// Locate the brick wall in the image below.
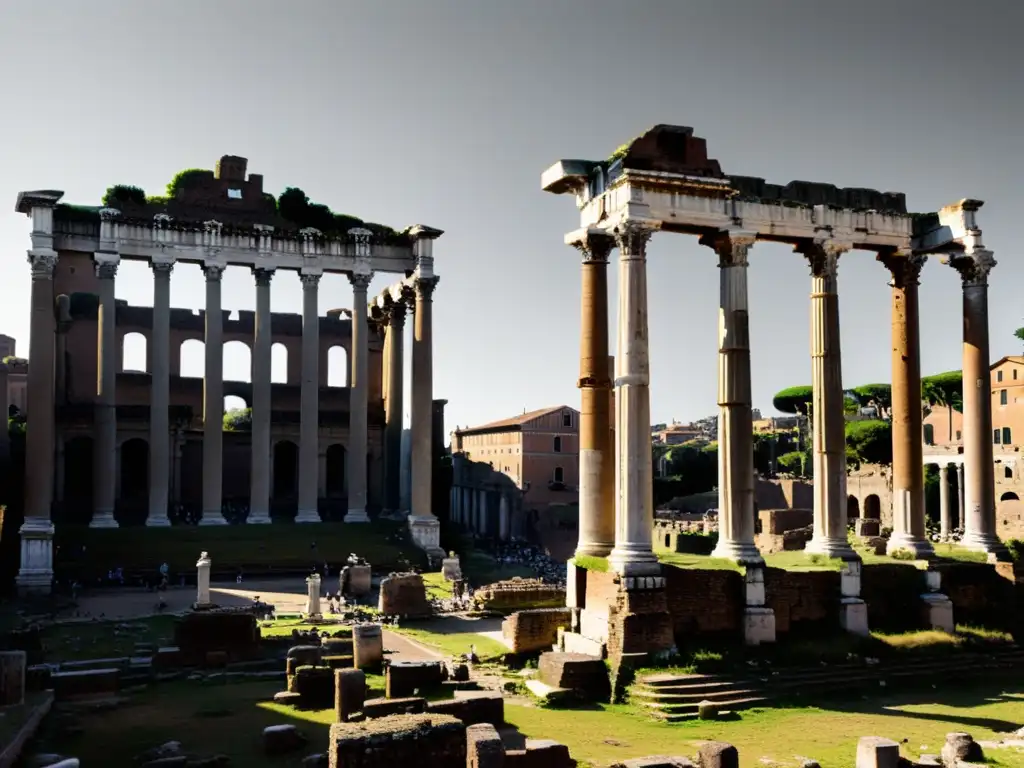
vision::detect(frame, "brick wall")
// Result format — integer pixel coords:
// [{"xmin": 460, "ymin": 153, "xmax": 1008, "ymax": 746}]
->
[
  {"xmin": 662, "ymin": 565, "xmax": 743, "ymax": 643},
  {"xmin": 474, "ymin": 578, "xmax": 566, "ymax": 612},
  {"xmin": 764, "ymin": 568, "xmax": 839, "ymax": 635},
  {"xmin": 607, "ymin": 586, "xmax": 674, "ymax": 661},
  {"xmin": 502, "ymin": 609, "xmax": 573, "ymax": 653},
  {"xmin": 940, "ymin": 562, "xmax": 1020, "ymax": 631},
  {"xmin": 584, "ymin": 570, "xmax": 620, "ymax": 614},
  {"xmin": 860, "ymin": 564, "xmax": 927, "ymax": 633}
]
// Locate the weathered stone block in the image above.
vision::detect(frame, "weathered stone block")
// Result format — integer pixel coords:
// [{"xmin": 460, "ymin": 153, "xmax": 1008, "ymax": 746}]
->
[
  {"xmin": 610, "ymin": 759, "xmax": 694, "ymax": 768},
  {"xmin": 744, "ymin": 568, "xmax": 766, "ymax": 607},
  {"xmin": 353, "ymin": 624, "xmax": 384, "ymax": 670},
  {"xmin": 922, "ymin": 594, "xmax": 954, "ymax": 633},
  {"xmin": 386, "ymin": 660, "xmax": 444, "ymax": 698},
  {"xmin": 505, "ymin": 739, "xmax": 576, "ymax": 768},
  {"xmin": 175, "ymin": 610, "xmax": 258, "ymax": 662},
  {"xmin": 743, "ymin": 607, "xmax": 776, "ymax": 646},
  {"xmin": 264, "ymin": 724, "xmax": 307, "ymax": 756},
  {"xmin": 474, "ymin": 578, "xmax": 567, "ymax": 612},
  {"xmin": 840, "ymin": 598, "xmax": 870, "ymax": 636},
  {"xmin": 335, "ymin": 668, "xmax": 366, "ymax": 723},
  {"xmin": 362, "ymin": 696, "xmax": 428, "ymax": 718},
  {"xmin": 295, "ymin": 665, "xmax": 334, "ymax": 709},
  {"xmin": 467, "ymin": 723, "xmax": 505, "ymax": 768},
  {"xmin": 152, "ymin": 647, "xmax": 182, "ymax": 669},
  {"xmin": 502, "ymin": 609, "xmax": 573, "ymax": 653},
  {"xmin": 538, "ymin": 652, "xmax": 610, "ymax": 701},
  {"xmin": 856, "ymin": 736, "xmax": 899, "ymax": 768},
  {"xmin": 378, "ymin": 573, "xmax": 431, "ymax": 617},
  {"xmin": 697, "ymin": 742, "xmax": 738, "ymax": 768},
  {"xmin": 940, "ymin": 732, "xmax": 984, "ymax": 766},
  {"xmin": 566, "ymin": 562, "xmax": 587, "ymax": 610},
  {"xmin": 52, "ymin": 668, "xmax": 119, "ymax": 700},
  {"xmin": 0, "ymin": 650, "xmax": 26, "ymax": 706},
  {"xmin": 841, "ymin": 560, "xmax": 862, "ymax": 598},
  {"xmin": 427, "ymin": 691, "xmax": 504, "ymax": 726},
  {"xmin": 288, "ymin": 645, "xmax": 324, "ymax": 667},
  {"xmin": 441, "ymin": 556, "xmax": 462, "ymax": 582},
  {"xmin": 856, "ymin": 518, "xmax": 881, "ymax": 537},
  {"xmin": 321, "ymin": 637, "xmax": 354, "ymax": 656},
  {"xmin": 327, "ymin": 714, "xmax": 465, "ymax": 768}
]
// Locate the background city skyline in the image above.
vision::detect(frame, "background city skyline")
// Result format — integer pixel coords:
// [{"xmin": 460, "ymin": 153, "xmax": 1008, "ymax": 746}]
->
[{"xmin": 0, "ymin": 1, "xmax": 1021, "ymax": 437}]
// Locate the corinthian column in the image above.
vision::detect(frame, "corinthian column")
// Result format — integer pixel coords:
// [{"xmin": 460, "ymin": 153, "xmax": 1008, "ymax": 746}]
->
[
  {"xmin": 956, "ymin": 463, "xmax": 966, "ymax": 530},
  {"xmin": 296, "ymin": 271, "xmax": 322, "ymax": 523},
  {"xmin": 345, "ymin": 271, "xmax": 373, "ymax": 523},
  {"xmin": 572, "ymin": 231, "xmax": 615, "ymax": 558},
  {"xmin": 146, "ymin": 260, "xmax": 174, "ymax": 527},
  {"xmin": 607, "ymin": 222, "xmax": 661, "ymax": 576},
  {"xmin": 880, "ymin": 251, "xmax": 933, "ymax": 557},
  {"xmin": 91, "ymin": 259, "xmax": 119, "ymax": 528},
  {"xmin": 383, "ymin": 300, "xmax": 406, "ymax": 515},
  {"xmin": 707, "ymin": 231, "xmax": 762, "ymax": 564},
  {"xmin": 201, "ymin": 265, "xmax": 228, "ymax": 526},
  {"xmin": 939, "ymin": 464, "xmax": 952, "ymax": 540},
  {"xmin": 949, "ymin": 249, "xmax": 1004, "ymax": 555},
  {"xmin": 799, "ymin": 240, "xmax": 856, "ymax": 559},
  {"xmin": 248, "ymin": 268, "xmax": 274, "ymax": 524},
  {"xmin": 18, "ymin": 245, "xmax": 58, "ymax": 592}
]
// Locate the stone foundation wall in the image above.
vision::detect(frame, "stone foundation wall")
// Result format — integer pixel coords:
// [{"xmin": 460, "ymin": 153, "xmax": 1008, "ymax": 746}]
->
[
  {"xmin": 584, "ymin": 570, "xmax": 620, "ymax": 613},
  {"xmin": 606, "ymin": 584, "xmax": 674, "ymax": 662},
  {"xmin": 328, "ymin": 714, "xmax": 465, "ymax": 768},
  {"xmin": 662, "ymin": 565, "xmax": 744, "ymax": 643},
  {"xmin": 474, "ymin": 578, "xmax": 566, "ymax": 612},
  {"xmin": 996, "ymin": 498, "xmax": 1024, "ymax": 540},
  {"xmin": 502, "ymin": 608, "xmax": 573, "ymax": 653},
  {"xmin": 940, "ymin": 562, "xmax": 1023, "ymax": 632},
  {"xmin": 764, "ymin": 567, "xmax": 839, "ymax": 635},
  {"xmin": 861, "ymin": 564, "xmax": 927, "ymax": 633},
  {"xmin": 378, "ymin": 573, "xmax": 431, "ymax": 617}
]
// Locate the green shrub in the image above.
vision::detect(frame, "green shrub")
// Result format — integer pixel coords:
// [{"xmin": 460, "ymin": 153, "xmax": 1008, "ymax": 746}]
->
[
  {"xmin": 571, "ymin": 555, "xmax": 609, "ymax": 573},
  {"xmin": 777, "ymin": 451, "xmax": 805, "ymax": 474},
  {"xmin": 102, "ymin": 184, "xmax": 146, "ymax": 207},
  {"xmin": 166, "ymin": 168, "xmax": 210, "ymax": 198}
]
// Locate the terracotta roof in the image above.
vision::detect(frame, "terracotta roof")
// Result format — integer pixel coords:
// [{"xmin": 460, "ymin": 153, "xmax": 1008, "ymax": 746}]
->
[
  {"xmin": 457, "ymin": 405, "xmax": 569, "ymax": 434},
  {"xmin": 993, "ymin": 356, "xmax": 1024, "ymax": 368}
]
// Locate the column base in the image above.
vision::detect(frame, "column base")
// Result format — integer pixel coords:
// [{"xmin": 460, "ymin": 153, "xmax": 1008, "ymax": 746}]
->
[
  {"xmin": 145, "ymin": 515, "xmax": 172, "ymax": 528},
  {"xmin": 89, "ymin": 511, "xmax": 118, "ymax": 529},
  {"xmin": 886, "ymin": 533, "xmax": 935, "ymax": 559},
  {"xmin": 16, "ymin": 519, "xmax": 54, "ymax": 594},
  {"xmin": 960, "ymin": 530, "xmax": 1008, "ymax": 557},
  {"xmin": 607, "ymin": 545, "xmax": 662, "ymax": 577},
  {"xmin": 199, "ymin": 511, "xmax": 228, "ymax": 526},
  {"xmin": 743, "ymin": 606, "xmax": 776, "ymax": 646},
  {"xmin": 711, "ymin": 539, "xmax": 764, "ymax": 565},
  {"xmin": 344, "ymin": 508, "xmax": 371, "ymax": 524},
  {"xmin": 247, "ymin": 510, "xmax": 272, "ymax": 524},
  {"xmin": 574, "ymin": 540, "xmax": 614, "ymax": 559},
  {"xmin": 408, "ymin": 514, "xmax": 444, "ymax": 559},
  {"xmin": 805, "ymin": 536, "xmax": 859, "ymax": 560},
  {"xmin": 922, "ymin": 593, "xmax": 954, "ymax": 633},
  {"xmin": 840, "ymin": 597, "xmax": 870, "ymax": 635},
  {"xmin": 294, "ymin": 509, "xmax": 322, "ymax": 524}
]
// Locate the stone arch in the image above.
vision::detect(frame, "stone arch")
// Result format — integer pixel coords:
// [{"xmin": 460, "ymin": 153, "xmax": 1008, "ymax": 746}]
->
[
  {"xmin": 847, "ymin": 495, "xmax": 860, "ymax": 519},
  {"xmin": 327, "ymin": 345, "xmax": 349, "ymax": 387},
  {"xmin": 120, "ymin": 437, "xmax": 149, "ymax": 502},
  {"xmin": 122, "ymin": 332, "xmax": 148, "ymax": 373},
  {"xmin": 64, "ymin": 436, "xmax": 94, "ymax": 522},
  {"xmin": 1001, "ymin": 492, "xmax": 1020, "ymax": 501},
  {"xmin": 864, "ymin": 494, "xmax": 881, "ymax": 519},
  {"xmin": 1005, "ymin": 466, "xmax": 1014, "ymax": 479},
  {"xmin": 273, "ymin": 440, "xmax": 299, "ymax": 499},
  {"xmin": 271, "ymin": 342, "xmax": 288, "ymax": 384},
  {"xmin": 325, "ymin": 443, "xmax": 347, "ymax": 497},
  {"xmin": 223, "ymin": 340, "xmax": 252, "ymax": 383},
  {"xmin": 179, "ymin": 338, "xmax": 205, "ymax": 378}
]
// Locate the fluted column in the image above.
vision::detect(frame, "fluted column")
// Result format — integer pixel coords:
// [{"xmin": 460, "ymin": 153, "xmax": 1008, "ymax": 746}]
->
[
  {"xmin": 18, "ymin": 246, "xmax": 58, "ymax": 592},
  {"xmin": 956, "ymin": 463, "xmax": 966, "ymax": 530},
  {"xmin": 949, "ymin": 249, "xmax": 1004, "ymax": 554},
  {"xmin": 296, "ymin": 271, "xmax": 322, "ymax": 523},
  {"xmin": 91, "ymin": 260, "xmax": 119, "ymax": 528},
  {"xmin": 146, "ymin": 260, "xmax": 174, "ymax": 527},
  {"xmin": 345, "ymin": 271, "xmax": 373, "ymax": 523},
  {"xmin": 383, "ymin": 301, "xmax": 406, "ymax": 514},
  {"xmin": 573, "ymin": 231, "xmax": 615, "ymax": 558},
  {"xmin": 409, "ymin": 276, "xmax": 438, "ymax": 523},
  {"xmin": 607, "ymin": 223, "xmax": 660, "ymax": 576},
  {"xmin": 708, "ymin": 231, "xmax": 762, "ymax": 564},
  {"xmin": 800, "ymin": 240, "xmax": 856, "ymax": 559},
  {"xmin": 248, "ymin": 268, "xmax": 274, "ymax": 524},
  {"xmin": 880, "ymin": 251, "xmax": 933, "ymax": 557},
  {"xmin": 201, "ymin": 265, "xmax": 227, "ymax": 526},
  {"xmin": 939, "ymin": 464, "xmax": 952, "ymax": 540}
]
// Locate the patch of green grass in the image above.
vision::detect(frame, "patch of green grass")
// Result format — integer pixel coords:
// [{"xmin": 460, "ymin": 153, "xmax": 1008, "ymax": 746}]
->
[
  {"xmin": 570, "ymin": 555, "xmax": 609, "ymax": 573},
  {"xmin": 763, "ymin": 551, "xmax": 845, "ymax": 572},
  {"xmin": 460, "ymin": 549, "xmax": 535, "ymax": 585},
  {"xmin": 257, "ymin": 617, "xmax": 353, "ymax": 639},
  {"xmin": 932, "ymin": 543, "xmax": 990, "ymax": 564},
  {"xmin": 388, "ymin": 618, "xmax": 510, "ymax": 660},
  {"xmin": 422, "ymin": 571, "xmax": 454, "ymax": 600},
  {"xmin": 39, "ymin": 615, "xmax": 178, "ymax": 662},
  {"xmin": 657, "ymin": 552, "xmax": 744, "ymax": 572}
]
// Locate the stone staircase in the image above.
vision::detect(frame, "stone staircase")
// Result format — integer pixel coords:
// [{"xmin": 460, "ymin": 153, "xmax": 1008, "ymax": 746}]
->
[{"xmin": 632, "ymin": 647, "xmax": 1024, "ymax": 722}]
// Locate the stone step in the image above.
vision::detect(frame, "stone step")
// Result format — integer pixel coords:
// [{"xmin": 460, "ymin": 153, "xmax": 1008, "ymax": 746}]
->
[
  {"xmin": 633, "ymin": 679, "xmax": 746, "ymax": 695},
  {"xmin": 637, "ymin": 688, "xmax": 763, "ymax": 705},
  {"xmin": 648, "ymin": 696, "xmax": 769, "ymax": 720}
]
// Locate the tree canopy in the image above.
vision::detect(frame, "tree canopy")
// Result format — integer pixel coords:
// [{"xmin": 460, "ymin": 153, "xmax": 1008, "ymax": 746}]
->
[
  {"xmin": 921, "ymin": 370, "xmax": 963, "ymax": 412},
  {"xmin": 223, "ymin": 408, "xmax": 252, "ymax": 432},
  {"xmin": 849, "ymin": 384, "xmax": 892, "ymax": 409},
  {"xmin": 844, "ymin": 419, "xmax": 892, "ymax": 467},
  {"xmin": 772, "ymin": 386, "xmax": 813, "ymax": 415}
]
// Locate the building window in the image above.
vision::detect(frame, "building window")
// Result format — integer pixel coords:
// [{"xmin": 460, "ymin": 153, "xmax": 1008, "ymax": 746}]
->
[
  {"xmin": 227, "ymin": 188, "xmax": 242, "ymax": 199},
  {"xmin": 554, "ymin": 467, "xmax": 564, "ymax": 483},
  {"xmin": 1015, "ymin": 369, "xmax": 1019, "ymax": 380},
  {"xmin": 1004, "ymin": 427, "xmax": 1012, "ymax": 444},
  {"xmin": 562, "ymin": 412, "xmax": 571, "ymax": 427},
  {"xmin": 998, "ymin": 370, "xmax": 1004, "ymax": 382},
  {"xmin": 1001, "ymin": 390, "xmax": 1008, "ymax": 406},
  {"xmin": 923, "ymin": 424, "xmax": 934, "ymax": 445},
  {"xmin": 1006, "ymin": 466, "xmax": 1014, "ymax": 479},
  {"xmin": 956, "ymin": 430, "xmax": 962, "ymax": 441},
  {"xmin": 553, "ymin": 436, "xmax": 562, "ymax": 453},
  {"xmin": 994, "ymin": 429, "xmax": 1002, "ymax": 444}
]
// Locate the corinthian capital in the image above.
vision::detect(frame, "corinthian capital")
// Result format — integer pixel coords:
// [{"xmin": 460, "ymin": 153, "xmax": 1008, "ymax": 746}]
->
[
  {"xmin": 703, "ymin": 230, "xmax": 757, "ymax": 268},
  {"xmin": 877, "ymin": 248, "xmax": 926, "ymax": 288},
  {"xmin": 569, "ymin": 230, "xmax": 614, "ymax": 263},
  {"xmin": 349, "ymin": 271, "xmax": 374, "ymax": 292},
  {"xmin": 387, "ymin": 300, "xmax": 407, "ymax": 326},
  {"xmin": 300, "ymin": 272, "xmax": 322, "ymax": 288},
  {"xmin": 94, "ymin": 260, "xmax": 118, "ymax": 280},
  {"xmin": 28, "ymin": 250, "xmax": 57, "ymax": 280},
  {"xmin": 946, "ymin": 249, "xmax": 996, "ymax": 288},
  {"xmin": 797, "ymin": 237, "xmax": 850, "ymax": 278},
  {"xmin": 415, "ymin": 276, "xmax": 438, "ymax": 300},
  {"xmin": 614, "ymin": 222, "xmax": 655, "ymax": 258}
]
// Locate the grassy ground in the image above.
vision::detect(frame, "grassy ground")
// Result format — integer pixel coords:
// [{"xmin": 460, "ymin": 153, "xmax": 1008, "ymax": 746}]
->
[
  {"xmin": 54, "ymin": 521, "xmax": 426, "ymax": 582},
  {"xmin": 37, "ymin": 615, "xmax": 179, "ymax": 662},
  {"xmin": 388, "ymin": 616, "xmax": 509, "ymax": 660},
  {"xmin": 257, "ymin": 618, "xmax": 354, "ymax": 639},
  {"xmin": 459, "ymin": 549, "xmax": 535, "ymax": 585},
  {"xmin": 27, "ymin": 678, "xmax": 1024, "ymax": 768},
  {"xmin": 422, "ymin": 572, "xmax": 454, "ymax": 600}
]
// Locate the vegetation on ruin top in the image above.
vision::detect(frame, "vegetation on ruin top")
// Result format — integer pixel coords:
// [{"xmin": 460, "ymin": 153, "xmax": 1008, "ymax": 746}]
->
[{"xmin": 569, "ymin": 555, "xmax": 609, "ymax": 573}]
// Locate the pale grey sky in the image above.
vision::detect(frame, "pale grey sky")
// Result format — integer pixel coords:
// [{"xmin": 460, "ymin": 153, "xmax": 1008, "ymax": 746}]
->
[{"xmin": 0, "ymin": 1, "xmax": 1021, "ymax": 436}]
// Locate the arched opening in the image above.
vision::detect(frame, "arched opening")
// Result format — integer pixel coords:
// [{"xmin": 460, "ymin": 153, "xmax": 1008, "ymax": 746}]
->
[
  {"xmin": 553, "ymin": 466, "xmax": 564, "ymax": 483},
  {"xmin": 122, "ymin": 332, "xmax": 148, "ymax": 373},
  {"xmin": 271, "ymin": 343, "xmax": 288, "ymax": 384},
  {"xmin": 223, "ymin": 396, "xmax": 250, "ymax": 431},
  {"xmin": 223, "ymin": 340, "xmax": 252, "ymax": 383},
  {"xmin": 923, "ymin": 424, "xmax": 934, "ymax": 446},
  {"xmin": 64, "ymin": 436, "xmax": 94, "ymax": 523},
  {"xmin": 120, "ymin": 438, "xmax": 149, "ymax": 503},
  {"xmin": 664, "ymin": 534, "xmax": 671, "ymax": 548},
  {"xmin": 1005, "ymin": 466, "xmax": 1014, "ymax": 479},
  {"xmin": 327, "ymin": 345, "xmax": 348, "ymax": 387},
  {"xmin": 847, "ymin": 495, "xmax": 860, "ymax": 519},
  {"xmin": 864, "ymin": 494, "xmax": 881, "ymax": 519},
  {"xmin": 553, "ymin": 436, "xmax": 562, "ymax": 453},
  {"xmin": 325, "ymin": 443, "xmax": 347, "ymax": 497},
  {"xmin": 1001, "ymin": 492, "xmax": 1020, "ymax": 501},
  {"xmin": 179, "ymin": 338, "xmax": 205, "ymax": 378},
  {"xmin": 273, "ymin": 440, "xmax": 299, "ymax": 499}
]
